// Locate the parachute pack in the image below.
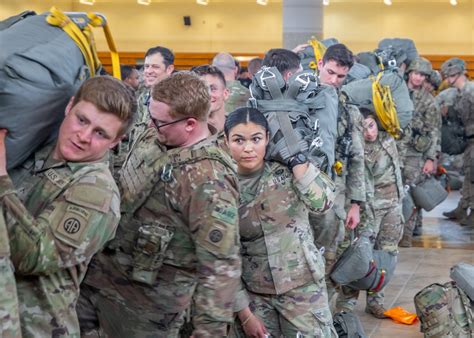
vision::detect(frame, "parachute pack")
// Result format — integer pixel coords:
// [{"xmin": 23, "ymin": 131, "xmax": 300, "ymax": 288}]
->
[
  {"xmin": 0, "ymin": 7, "xmax": 119, "ymax": 169},
  {"xmin": 249, "ymin": 66, "xmax": 338, "ymax": 173}
]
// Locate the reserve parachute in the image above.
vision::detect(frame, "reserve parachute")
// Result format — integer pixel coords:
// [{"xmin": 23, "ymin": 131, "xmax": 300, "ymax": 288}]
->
[{"xmin": 0, "ymin": 7, "xmax": 120, "ymax": 169}]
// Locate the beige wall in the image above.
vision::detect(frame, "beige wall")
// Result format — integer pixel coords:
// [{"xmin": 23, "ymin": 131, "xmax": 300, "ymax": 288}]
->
[
  {"xmin": 324, "ymin": 1, "xmax": 474, "ymax": 55},
  {"xmin": 0, "ymin": 0, "xmax": 282, "ymax": 53}
]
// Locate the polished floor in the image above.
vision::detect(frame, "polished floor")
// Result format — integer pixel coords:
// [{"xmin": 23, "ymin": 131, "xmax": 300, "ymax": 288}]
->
[{"xmin": 354, "ymin": 191, "xmax": 474, "ymax": 337}]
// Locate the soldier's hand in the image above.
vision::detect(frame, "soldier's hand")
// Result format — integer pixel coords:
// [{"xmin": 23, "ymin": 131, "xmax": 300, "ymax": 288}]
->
[
  {"xmin": 292, "ymin": 43, "xmax": 310, "ymax": 54},
  {"xmin": 345, "ymin": 203, "xmax": 360, "ymax": 230},
  {"xmin": 0, "ymin": 129, "xmax": 8, "ymax": 176},
  {"xmin": 422, "ymin": 159, "xmax": 435, "ymax": 174},
  {"xmin": 242, "ymin": 313, "xmax": 268, "ymax": 338}
]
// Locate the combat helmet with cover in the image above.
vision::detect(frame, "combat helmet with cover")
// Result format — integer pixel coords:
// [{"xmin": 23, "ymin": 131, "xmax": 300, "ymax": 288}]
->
[
  {"xmin": 441, "ymin": 57, "xmax": 466, "ymax": 77},
  {"xmin": 406, "ymin": 57, "xmax": 432, "ymax": 76},
  {"xmin": 427, "ymin": 70, "xmax": 442, "ymax": 90}
]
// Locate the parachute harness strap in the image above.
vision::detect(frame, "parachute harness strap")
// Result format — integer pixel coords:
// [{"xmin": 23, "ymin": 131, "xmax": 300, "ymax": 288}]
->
[
  {"xmin": 47, "ymin": 6, "xmax": 121, "ymax": 79},
  {"xmin": 371, "ymin": 72, "xmax": 401, "ymax": 139},
  {"xmin": 308, "ymin": 39, "xmax": 326, "ymax": 71}
]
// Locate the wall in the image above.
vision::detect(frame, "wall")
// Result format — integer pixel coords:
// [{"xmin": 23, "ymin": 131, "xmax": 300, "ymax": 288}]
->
[
  {"xmin": 0, "ymin": 0, "xmax": 282, "ymax": 53},
  {"xmin": 323, "ymin": 0, "xmax": 474, "ymax": 55}
]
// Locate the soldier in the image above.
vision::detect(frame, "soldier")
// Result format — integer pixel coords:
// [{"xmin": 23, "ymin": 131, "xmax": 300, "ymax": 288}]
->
[
  {"xmin": 312, "ymin": 43, "xmax": 366, "ymax": 306},
  {"xmin": 398, "ymin": 57, "xmax": 440, "ymax": 247},
  {"xmin": 191, "ymin": 64, "xmax": 230, "ymax": 132},
  {"xmin": 225, "ymin": 108, "xmax": 337, "ymax": 337},
  {"xmin": 121, "ymin": 65, "xmax": 140, "ymax": 91},
  {"xmin": 336, "ymin": 113, "xmax": 404, "ymax": 319},
  {"xmin": 78, "ymin": 72, "xmax": 241, "ymax": 337},
  {"xmin": 423, "ymin": 70, "xmax": 442, "ymax": 95},
  {"xmin": 0, "ymin": 76, "xmax": 136, "ymax": 337},
  {"xmin": 441, "ymin": 58, "xmax": 474, "ymax": 225},
  {"xmin": 212, "ymin": 52, "xmax": 250, "ymax": 113}
]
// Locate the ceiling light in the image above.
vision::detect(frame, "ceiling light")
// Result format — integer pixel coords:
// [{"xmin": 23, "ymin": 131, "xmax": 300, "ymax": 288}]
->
[
  {"xmin": 450, "ymin": 0, "xmax": 457, "ymax": 5},
  {"xmin": 79, "ymin": 0, "xmax": 95, "ymax": 5},
  {"xmin": 323, "ymin": 0, "xmax": 330, "ymax": 5},
  {"xmin": 257, "ymin": 0, "xmax": 268, "ymax": 5},
  {"xmin": 384, "ymin": 0, "xmax": 392, "ymax": 5},
  {"xmin": 138, "ymin": 0, "xmax": 151, "ymax": 5},
  {"xmin": 197, "ymin": 0, "xmax": 209, "ymax": 5}
]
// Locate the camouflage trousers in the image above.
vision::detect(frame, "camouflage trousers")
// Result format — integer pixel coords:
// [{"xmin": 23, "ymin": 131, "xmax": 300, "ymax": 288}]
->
[
  {"xmin": 77, "ymin": 284, "xmax": 185, "ymax": 338},
  {"xmin": 310, "ymin": 193, "xmax": 346, "ymax": 303},
  {"xmin": 460, "ymin": 141, "xmax": 474, "ymax": 209},
  {"xmin": 401, "ymin": 155, "xmax": 424, "ymax": 235},
  {"xmin": 230, "ymin": 281, "xmax": 337, "ymax": 338},
  {"xmin": 336, "ymin": 200, "xmax": 402, "ymax": 310},
  {"xmin": 0, "ymin": 257, "xmax": 21, "ymax": 338}
]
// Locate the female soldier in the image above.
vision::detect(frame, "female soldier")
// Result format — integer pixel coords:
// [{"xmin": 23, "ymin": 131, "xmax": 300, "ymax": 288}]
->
[
  {"xmin": 224, "ymin": 107, "xmax": 337, "ymax": 337},
  {"xmin": 336, "ymin": 113, "xmax": 404, "ymax": 318}
]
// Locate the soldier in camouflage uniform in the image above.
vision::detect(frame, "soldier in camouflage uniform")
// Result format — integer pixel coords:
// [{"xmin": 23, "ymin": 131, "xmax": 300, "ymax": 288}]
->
[
  {"xmin": 336, "ymin": 114, "xmax": 404, "ymax": 319},
  {"xmin": 224, "ymin": 108, "xmax": 337, "ymax": 337},
  {"xmin": 0, "ymin": 76, "xmax": 136, "ymax": 337},
  {"xmin": 0, "ymin": 206, "xmax": 20, "ymax": 338},
  {"xmin": 78, "ymin": 72, "xmax": 241, "ymax": 338},
  {"xmin": 212, "ymin": 52, "xmax": 250, "ymax": 113},
  {"xmin": 398, "ymin": 57, "xmax": 440, "ymax": 247},
  {"xmin": 441, "ymin": 58, "xmax": 474, "ymax": 226},
  {"xmin": 310, "ymin": 44, "xmax": 366, "ymax": 305}
]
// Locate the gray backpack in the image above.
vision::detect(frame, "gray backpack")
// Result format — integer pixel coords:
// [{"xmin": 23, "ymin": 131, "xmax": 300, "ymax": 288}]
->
[
  {"xmin": 378, "ymin": 38, "xmax": 419, "ymax": 66},
  {"xmin": 249, "ymin": 66, "xmax": 338, "ymax": 173},
  {"xmin": 0, "ymin": 10, "xmax": 101, "ymax": 169},
  {"xmin": 333, "ymin": 311, "xmax": 367, "ymax": 338},
  {"xmin": 411, "ymin": 176, "xmax": 448, "ymax": 211}
]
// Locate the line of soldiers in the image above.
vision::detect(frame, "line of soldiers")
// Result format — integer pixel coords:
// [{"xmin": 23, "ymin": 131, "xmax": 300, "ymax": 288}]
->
[{"xmin": 0, "ymin": 40, "xmax": 472, "ymax": 338}]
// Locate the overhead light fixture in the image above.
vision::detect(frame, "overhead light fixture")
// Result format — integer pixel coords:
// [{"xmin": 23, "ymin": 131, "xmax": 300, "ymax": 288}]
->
[
  {"xmin": 257, "ymin": 0, "xmax": 268, "ymax": 5},
  {"xmin": 196, "ymin": 0, "xmax": 209, "ymax": 5},
  {"xmin": 323, "ymin": 0, "xmax": 330, "ymax": 5},
  {"xmin": 79, "ymin": 0, "xmax": 95, "ymax": 5},
  {"xmin": 450, "ymin": 0, "xmax": 457, "ymax": 5},
  {"xmin": 384, "ymin": 0, "xmax": 392, "ymax": 5},
  {"xmin": 138, "ymin": 0, "xmax": 151, "ymax": 5}
]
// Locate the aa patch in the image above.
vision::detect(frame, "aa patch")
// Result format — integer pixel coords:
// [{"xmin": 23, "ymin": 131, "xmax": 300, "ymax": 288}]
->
[
  {"xmin": 208, "ymin": 229, "xmax": 223, "ymax": 243},
  {"xmin": 54, "ymin": 211, "xmax": 88, "ymax": 248},
  {"xmin": 204, "ymin": 225, "xmax": 228, "ymax": 249}
]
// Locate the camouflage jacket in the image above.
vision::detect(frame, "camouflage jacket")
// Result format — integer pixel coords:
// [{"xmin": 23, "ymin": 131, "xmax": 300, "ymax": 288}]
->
[
  {"xmin": 335, "ymin": 95, "xmax": 366, "ymax": 203},
  {"xmin": 0, "ymin": 143, "xmax": 120, "ymax": 338},
  {"xmin": 455, "ymin": 81, "xmax": 474, "ymax": 137},
  {"xmin": 364, "ymin": 131, "xmax": 404, "ymax": 210},
  {"xmin": 129, "ymin": 90, "xmax": 151, "ymax": 146},
  {"xmin": 398, "ymin": 88, "xmax": 440, "ymax": 161},
  {"xmin": 83, "ymin": 128, "xmax": 241, "ymax": 337},
  {"xmin": 224, "ymin": 80, "xmax": 250, "ymax": 113},
  {"xmin": 238, "ymin": 161, "xmax": 335, "ymax": 296}
]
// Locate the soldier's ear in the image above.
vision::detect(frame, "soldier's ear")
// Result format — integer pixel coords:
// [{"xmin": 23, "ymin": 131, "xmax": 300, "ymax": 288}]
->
[{"xmin": 65, "ymin": 97, "xmax": 75, "ymax": 116}]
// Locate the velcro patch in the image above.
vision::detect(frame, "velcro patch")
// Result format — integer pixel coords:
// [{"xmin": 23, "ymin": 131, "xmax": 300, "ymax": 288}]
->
[
  {"xmin": 44, "ymin": 169, "xmax": 68, "ymax": 189},
  {"xmin": 64, "ymin": 184, "xmax": 113, "ymax": 213},
  {"xmin": 55, "ymin": 212, "xmax": 88, "ymax": 248}
]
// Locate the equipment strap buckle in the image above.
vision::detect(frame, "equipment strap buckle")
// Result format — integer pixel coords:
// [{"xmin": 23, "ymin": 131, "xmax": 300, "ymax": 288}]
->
[
  {"xmin": 160, "ymin": 163, "xmax": 173, "ymax": 182},
  {"xmin": 259, "ymin": 68, "xmax": 277, "ymax": 90},
  {"xmin": 294, "ymin": 73, "xmax": 312, "ymax": 91}
]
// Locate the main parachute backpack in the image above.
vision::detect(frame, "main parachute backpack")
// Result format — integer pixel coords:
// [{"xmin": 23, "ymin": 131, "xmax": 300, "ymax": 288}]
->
[{"xmin": 249, "ymin": 66, "xmax": 338, "ymax": 173}]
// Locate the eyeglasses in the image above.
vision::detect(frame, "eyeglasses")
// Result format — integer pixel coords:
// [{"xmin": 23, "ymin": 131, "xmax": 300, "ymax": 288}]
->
[{"xmin": 146, "ymin": 95, "xmax": 188, "ymax": 130}]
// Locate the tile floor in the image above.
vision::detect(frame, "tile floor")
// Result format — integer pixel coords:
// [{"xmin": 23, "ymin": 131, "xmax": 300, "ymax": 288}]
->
[{"xmin": 354, "ymin": 191, "xmax": 474, "ymax": 337}]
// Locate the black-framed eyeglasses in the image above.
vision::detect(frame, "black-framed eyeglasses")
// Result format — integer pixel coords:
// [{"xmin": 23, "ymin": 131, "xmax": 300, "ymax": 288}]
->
[{"xmin": 146, "ymin": 94, "xmax": 188, "ymax": 130}]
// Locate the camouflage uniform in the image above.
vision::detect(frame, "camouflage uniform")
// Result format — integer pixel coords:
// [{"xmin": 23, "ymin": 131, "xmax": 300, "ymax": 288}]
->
[
  {"xmin": 398, "ymin": 88, "xmax": 440, "ymax": 242},
  {"xmin": 232, "ymin": 161, "xmax": 337, "ymax": 337},
  {"xmin": 78, "ymin": 128, "xmax": 241, "ymax": 338},
  {"xmin": 454, "ymin": 81, "xmax": 474, "ymax": 217},
  {"xmin": 310, "ymin": 95, "xmax": 366, "ymax": 302},
  {"xmin": 224, "ymin": 80, "xmax": 250, "ymax": 114},
  {"xmin": 0, "ymin": 209, "xmax": 21, "ymax": 338},
  {"xmin": 336, "ymin": 132, "xmax": 404, "ymax": 312},
  {"xmin": 0, "ymin": 143, "xmax": 120, "ymax": 338}
]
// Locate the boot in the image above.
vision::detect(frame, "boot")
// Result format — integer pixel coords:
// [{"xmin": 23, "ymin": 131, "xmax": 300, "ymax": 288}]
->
[
  {"xmin": 365, "ymin": 303, "xmax": 388, "ymax": 319},
  {"xmin": 399, "ymin": 232, "xmax": 412, "ymax": 248},
  {"xmin": 460, "ymin": 212, "xmax": 474, "ymax": 226},
  {"xmin": 413, "ymin": 225, "xmax": 422, "ymax": 236},
  {"xmin": 443, "ymin": 205, "xmax": 467, "ymax": 220}
]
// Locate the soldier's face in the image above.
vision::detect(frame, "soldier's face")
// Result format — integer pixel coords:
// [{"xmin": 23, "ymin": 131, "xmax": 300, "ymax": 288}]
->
[
  {"xmin": 124, "ymin": 69, "xmax": 140, "ymax": 90},
  {"xmin": 318, "ymin": 60, "xmax": 350, "ymax": 88},
  {"xmin": 143, "ymin": 53, "xmax": 174, "ymax": 88},
  {"xmin": 363, "ymin": 116, "xmax": 378, "ymax": 142},
  {"xmin": 226, "ymin": 122, "xmax": 268, "ymax": 175},
  {"xmin": 53, "ymin": 100, "xmax": 123, "ymax": 162},
  {"xmin": 202, "ymin": 74, "xmax": 229, "ymax": 132},
  {"xmin": 408, "ymin": 71, "xmax": 426, "ymax": 89}
]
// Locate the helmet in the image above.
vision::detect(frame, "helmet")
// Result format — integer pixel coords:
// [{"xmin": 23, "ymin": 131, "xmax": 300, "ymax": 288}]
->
[
  {"xmin": 406, "ymin": 57, "xmax": 432, "ymax": 75},
  {"xmin": 441, "ymin": 58, "xmax": 466, "ymax": 77},
  {"xmin": 428, "ymin": 70, "xmax": 442, "ymax": 89}
]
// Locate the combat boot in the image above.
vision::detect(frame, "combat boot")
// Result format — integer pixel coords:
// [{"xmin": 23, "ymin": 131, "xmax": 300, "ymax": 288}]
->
[
  {"xmin": 398, "ymin": 232, "xmax": 412, "ymax": 248},
  {"xmin": 365, "ymin": 303, "xmax": 388, "ymax": 319},
  {"xmin": 443, "ymin": 205, "xmax": 467, "ymax": 220},
  {"xmin": 460, "ymin": 212, "xmax": 474, "ymax": 226}
]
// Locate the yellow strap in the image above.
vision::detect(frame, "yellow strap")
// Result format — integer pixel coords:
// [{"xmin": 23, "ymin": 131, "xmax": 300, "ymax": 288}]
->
[
  {"xmin": 46, "ymin": 6, "xmax": 97, "ymax": 77},
  {"xmin": 308, "ymin": 39, "xmax": 327, "ymax": 71},
  {"xmin": 371, "ymin": 72, "xmax": 401, "ymax": 139}
]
